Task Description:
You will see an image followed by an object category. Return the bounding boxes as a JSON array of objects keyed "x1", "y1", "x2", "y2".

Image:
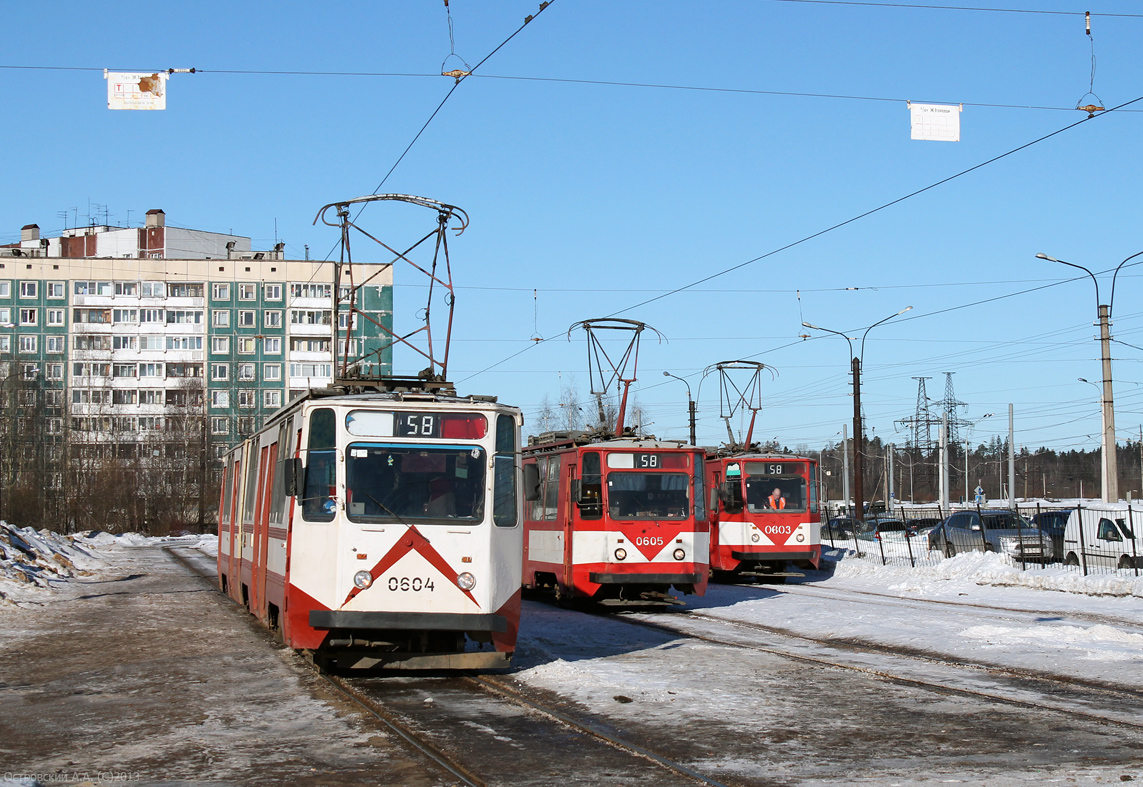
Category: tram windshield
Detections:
[
  {"x1": 345, "y1": 444, "x2": 487, "y2": 524},
  {"x1": 744, "y1": 462, "x2": 807, "y2": 513},
  {"x1": 607, "y1": 472, "x2": 690, "y2": 520}
]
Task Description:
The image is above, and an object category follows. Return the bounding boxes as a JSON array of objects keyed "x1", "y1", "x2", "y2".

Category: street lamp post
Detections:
[
  {"x1": 662, "y1": 371, "x2": 697, "y2": 446},
  {"x1": 803, "y1": 306, "x2": 912, "y2": 521},
  {"x1": 1037, "y1": 250, "x2": 1143, "y2": 502}
]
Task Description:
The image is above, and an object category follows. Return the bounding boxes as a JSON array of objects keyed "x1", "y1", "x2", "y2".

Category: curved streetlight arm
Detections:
[
  {"x1": 859, "y1": 306, "x2": 913, "y2": 367},
  {"x1": 662, "y1": 370, "x2": 692, "y2": 400},
  {"x1": 1109, "y1": 250, "x2": 1143, "y2": 316},
  {"x1": 1036, "y1": 253, "x2": 1100, "y2": 310},
  {"x1": 801, "y1": 322, "x2": 854, "y2": 360}
]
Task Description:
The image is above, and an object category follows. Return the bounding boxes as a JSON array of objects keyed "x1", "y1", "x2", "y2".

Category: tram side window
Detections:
[
  {"x1": 493, "y1": 414, "x2": 518, "y2": 527},
  {"x1": 693, "y1": 453, "x2": 706, "y2": 522},
  {"x1": 220, "y1": 458, "x2": 233, "y2": 524},
  {"x1": 527, "y1": 457, "x2": 546, "y2": 521},
  {"x1": 302, "y1": 407, "x2": 337, "y2": 522},
  {"x1": 579, "y1": 451, "x2": 602, "y2": 520},
  {"x1": 242, "y1": 449, "x2": 260, "y2": 522},
  {"x1": 543, "y1": 456, "x2": 560, "y2": 520},
  {"x1": 268, "y1": 422, "x2": 290, "y2": 526}
]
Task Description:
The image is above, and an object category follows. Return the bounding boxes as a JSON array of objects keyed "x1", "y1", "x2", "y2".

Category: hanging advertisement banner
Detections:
[{"x1": 105, "y1": 71, "x2": 167, "y2": 110}]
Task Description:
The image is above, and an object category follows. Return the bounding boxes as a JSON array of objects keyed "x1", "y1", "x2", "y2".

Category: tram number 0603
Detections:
[{"x1": 386, "y1": 576, "x2": 436, "y2": 592}]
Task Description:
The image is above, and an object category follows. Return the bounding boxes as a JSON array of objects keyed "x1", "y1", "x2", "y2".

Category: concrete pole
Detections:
[
  {"x1": 939, "y1": 412, "x2": 949, "y2": 510},
  {"x1": 887, "y1": 444, "x2": 894, "y2": 504},
  {"x1": 1008, "y1": 403, "x2": 1016, "y2": 510},
  {"x1": 852, "y1": 355, "x2": 864, "y2": 521},
  {"x1": 1098, "y1": 304, "x2": 1119, "y2": 502},
  {"x1": 842, "y1": 423, "x2": 850, "y2": 515}
]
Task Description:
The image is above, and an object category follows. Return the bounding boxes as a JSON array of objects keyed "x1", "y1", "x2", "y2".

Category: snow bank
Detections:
[{"x1": 826, "y1": 546, "x2": 1143, "y2": 598}]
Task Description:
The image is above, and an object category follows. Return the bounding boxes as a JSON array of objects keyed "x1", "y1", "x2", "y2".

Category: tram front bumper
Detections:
[
  {"x1": 730, "y1": 549, "x2": 817, "y2": 563},
  {"x1": 309, "y1": 610, "x2": 508, "y2": 633},
  {"x1": 588, "y1": 572, "x2": 703, "y2": 585}
]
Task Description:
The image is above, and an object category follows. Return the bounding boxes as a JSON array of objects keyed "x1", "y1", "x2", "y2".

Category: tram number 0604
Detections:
[{"x1": 386, "y1": 576, "x2": 436, "y2": 592}]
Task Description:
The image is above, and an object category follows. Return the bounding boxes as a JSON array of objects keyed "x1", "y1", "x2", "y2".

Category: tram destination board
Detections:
[
  {"x1": 606, "y1": 452, "x2": 689, "y2": 469},
  {"x1": 746, "y1": 461, "x2": 801, "y2": 477},
  {"x1": 396, "y1": 412, "x2": 442, "y2": 438}
]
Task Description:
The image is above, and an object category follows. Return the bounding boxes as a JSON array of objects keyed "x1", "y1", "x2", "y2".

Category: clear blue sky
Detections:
[{"x1": 5, "y1": 1, "x2": 1143, "y2": 459}]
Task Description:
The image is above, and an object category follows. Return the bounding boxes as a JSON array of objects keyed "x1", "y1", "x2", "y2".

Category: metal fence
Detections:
[{"x1": 820, "y1": 502, "x2": 1142, "y2": 577}]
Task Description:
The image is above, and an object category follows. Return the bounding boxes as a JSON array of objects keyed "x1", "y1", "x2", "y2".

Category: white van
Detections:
[{"x1": 1060, "y1": 505, "x2": 1142, "y2": 571}]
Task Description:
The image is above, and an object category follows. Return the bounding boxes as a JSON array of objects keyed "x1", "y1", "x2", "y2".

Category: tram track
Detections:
[
  {"x1": 164, "y1": 546, "x2": 737, "y2": 787},
  {"x1": 762, "y1": 579, "x2": 1143, "y2": 631},
  {"x1": 616, "y1": 606, "x2": 1143, "y2": 731}
]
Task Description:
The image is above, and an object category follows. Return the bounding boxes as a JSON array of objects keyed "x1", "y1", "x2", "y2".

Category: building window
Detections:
[
  {"x1": 0, "y1": 308, "x2": 9, "y2": 324},
  {"x1": 19, "y1": 281, "x2": 37, "y2": 298},
  {"x1": 166, "y1": 335, "x2": 203, "y2": 351},
  {"x1": 212, "y1": 283, "x2": 231, "y2": 301},
  {"x1": 166, "y1": 310, "x2": 203, "y2": 324},
  {"x1": 138, "y1": 362, "x2": 163, "y2": 377},
  {"x1": 338, "y1": 312, "x2": 357, "y2": 330},
  {"x1": 264, "y1": 363, "x2": 281, "y2": 381},
  {"x1": 113, "y1": 363, "x2": 137, "y2": 378},
  {"x1": 237, "y1": 390, "x2": 256, "y2": 408},
  {"x1": 237, "y1": 337, "x2": 256, "y2": 354},
  {"x1": 141, "y1": 282, "x2": 165, "y2": 297},
  {"x1": 167, "y1": 363, "x2": 202, "y2": 378},
  {"x1": 263, "y1": 337, "x2": 281, "y2": 354},
  {"x1": 112, "y1": 308, "x2": 136, "y2": 323},
  {"x1": 290, "y1": 309, "x2": 331, "y2": 325},
  {"x1": 114, "y1": 281, "x2": 138, "y2": 296},
  {"x1": 264, "y1": 310, "x2": 282, "y2": 328},
  {"x1": 264, "y1": 390, "x2": 282, "y2": 409},
  {"x1": 211, "y1": 336, "x2": 230, "y2": 354},
  {"x1": 18, "y1": 335, "x2": 37, "y2": 353},
  {"x1": 211, "y1": 363, "x2": 229, "y2": 381},
  {"x1": 290, "y1": 283, "x2": 331, "y2": 299},
  {"x1": 238, "y1": 363, "x2": 256, "y2": 381},
  {"x1": 210, "y1": 391, "x2": 230, "y2": 408},
  {"x1": 19, "y1": 308, "x2": 36, "y2": 326},
  {"x1": 45, "y1": 363, "x2": 63, "y2": 380},
  {"x1": 238, "y1": 417, "x2": 256, "y2": 434},
  {"x1": 213, "y1": 310, "x2": 231, "y2": 328},
  {"x1": 289, "y1": 363, "x2": 333, "y2": 378},
  {"x1": 47, "y1": 282, "x2": 64, "y2": 298},
  {"x1": 45, "y1": 390, "x2": 63, "y2": 406},
  {"x1": 264, "y1": 283, "x2": 282, "y2": 301},
  {"x1": 47, "y1": 309, "x2": 64, "y2": 326},
  {"x1": 21, "y1": 364, "x2": 38, "y2": 380},
  {"x1": 238, "y1": 283, "x2": 256, "y2": 300},
  {"x1": 211, "y1": 417, "x2": 229, "y2": 435},
  {"x1": 112, "y1": 336, "x2": 137, "y2": 351},
  {"x1": 238, "y1": 310, "x2": 256, "y2": 327},
  {"x1": 0, "y1": 281, "x2": 9, "y2": 297},
  {"x1": 113, "y1": 389, "x2": 138, "y2": 405},
  {"x1": 140, "y1": 308, "x2": 164, "y2": 323},
  {"x1": 0, "y1": 337, "x2": 8, "y2": 352},
  {"x1": 46, "y1": 336, "x2": 64, "y2": 353},
  {"x1": 168, "y1": 283, "x2": 202, "y2": 298},
  {"x1": 139, "y1": 390, "x2": 162, "y2": 405}
]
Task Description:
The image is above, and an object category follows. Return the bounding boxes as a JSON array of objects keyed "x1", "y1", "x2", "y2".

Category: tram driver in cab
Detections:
[{"x1": 767, "y1": 487, "x2": 786, "y2": 510}]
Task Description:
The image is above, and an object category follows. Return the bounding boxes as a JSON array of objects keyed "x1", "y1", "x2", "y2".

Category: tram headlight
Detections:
[
  {"x1": 614, "y1": 548, "x2": 627, "y2": 561},
  {"x1": 353, "y1": 571, "x2": 374, "y2": 590},
  {"x1": 673, "y1": 548, "x2": 685, "y2": 561},
  {"x1": 457, "y1": 572, "x2": 476, "y2": 590},
  {"x1": 751, "y1": 533, "x2": 760, "y2": 543},
  {"x1": 796, "y1": 533, "x2": 805, "y2": 543}
]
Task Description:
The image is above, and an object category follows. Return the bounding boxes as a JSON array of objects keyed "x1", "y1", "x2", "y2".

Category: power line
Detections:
[{"x1": 762, "y1": 1, "x2": 1143, "y2": 18}]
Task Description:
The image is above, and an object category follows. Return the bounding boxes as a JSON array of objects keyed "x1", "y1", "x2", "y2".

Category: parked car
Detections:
[
  {"x1": 1030, "y1": 510, "x2": 1071, "y2": 563},
  {"x1": 854, "y1": 518, "x2": 909, "y2": 542},
  {"x1": 904, "y1": 517, "x2": 943, "y2": 540},
  {"x1": 927, "y1": 510, "x2": 1050, "y2": 562},
  {"x1": 1061, "y1": 508, "x2": 1141, "y2": 570},
  {"x1": 823, "y1": 517, "x2": 859, "y2": 542}
]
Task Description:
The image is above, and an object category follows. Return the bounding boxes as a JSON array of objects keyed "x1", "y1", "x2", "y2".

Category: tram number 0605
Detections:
[
  {"x1": 386, "y1": 576, "x2": 436, "y2": 592},
  {"x1": 634, "y1": 536, "x2": 665, "y2": 547}
]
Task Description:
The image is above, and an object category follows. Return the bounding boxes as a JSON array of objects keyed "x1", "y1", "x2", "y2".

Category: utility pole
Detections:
[
  {"x1": 1097, "y1": 303, "x2": 1118, "y2": 502},
  {"x1": 852, "y1": 355, "x2": 864, "y2": 521},
  {"x1": 887, "y1": 444, "x2": 894, "y2": 504},
  {"x1": 842, "y1": 423, "x2": 850, "y2": 515},
  {"x1": 1008, "y1": 403, "x2": 1016, "y2": 509},
  {"x1": 939, "y1": 412, "x2": 949, "y2": 510}
]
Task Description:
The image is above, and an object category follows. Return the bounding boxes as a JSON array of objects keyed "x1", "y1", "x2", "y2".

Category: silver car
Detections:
[{"x1": 927, "y1": 510, "x2": 1052, "y2": 562}]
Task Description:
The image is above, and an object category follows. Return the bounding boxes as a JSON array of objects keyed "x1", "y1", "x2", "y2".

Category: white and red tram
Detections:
[
  {"x1": 705, "y1": 452, "x2": 820, "y2": 581},
  {"x1": 521, "y1": 433, "x2": 710, "y2": 605},
  {"x1": 218, "y1": 390, "x2": 525, "y2": 670}
]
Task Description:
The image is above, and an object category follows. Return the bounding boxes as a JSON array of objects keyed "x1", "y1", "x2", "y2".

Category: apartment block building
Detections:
[{"x1": 0, "y1": 210, "x2": 393, "y2": 464}]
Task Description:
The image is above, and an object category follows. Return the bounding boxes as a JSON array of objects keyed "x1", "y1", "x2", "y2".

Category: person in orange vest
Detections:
[{"x1": 768, "y1": 487, "x2": 786, "y2": 509}]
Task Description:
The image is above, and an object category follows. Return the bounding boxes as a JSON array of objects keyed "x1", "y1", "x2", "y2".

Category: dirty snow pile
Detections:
[
  {"x1": 0, "y1": 520, "x2": 109, "y2": 599},
  {"x1": 827, "y1": 546, "x2": 1143, "y2": 598}
]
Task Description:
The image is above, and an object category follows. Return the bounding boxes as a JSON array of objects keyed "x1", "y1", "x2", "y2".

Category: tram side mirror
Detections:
[
  {"x1": 283, "y1": 457, "x2": 303, "y2": 498},
  {"x1": 523, "y1": 463, "x2": 541, "y2": 501},
  {"x1": 719, "y1": 481, "x2": 743, "y2": 513},
  {"x1": 709, "y1": 488, "x2": 719, "y2": 513},
  {"x1": 569, "y1": 479, "x2": 582, "y2": 504}
]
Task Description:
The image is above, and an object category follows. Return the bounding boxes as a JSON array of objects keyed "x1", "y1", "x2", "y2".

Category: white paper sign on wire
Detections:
[
  {"x1": 105, "y1": 71, "x2": 167, "y2": 110},
  {"x1": 909, "y1": 101, "x2": 961, "y2": 142}
]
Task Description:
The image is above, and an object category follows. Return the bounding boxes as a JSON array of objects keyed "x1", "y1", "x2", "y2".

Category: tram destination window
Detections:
[
  {"x1": 744, "y1": 462, "x2": 807, "y2": 513},
  {"x1": 346, "y1": 445, "x2": 486, "y2": 524}
]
